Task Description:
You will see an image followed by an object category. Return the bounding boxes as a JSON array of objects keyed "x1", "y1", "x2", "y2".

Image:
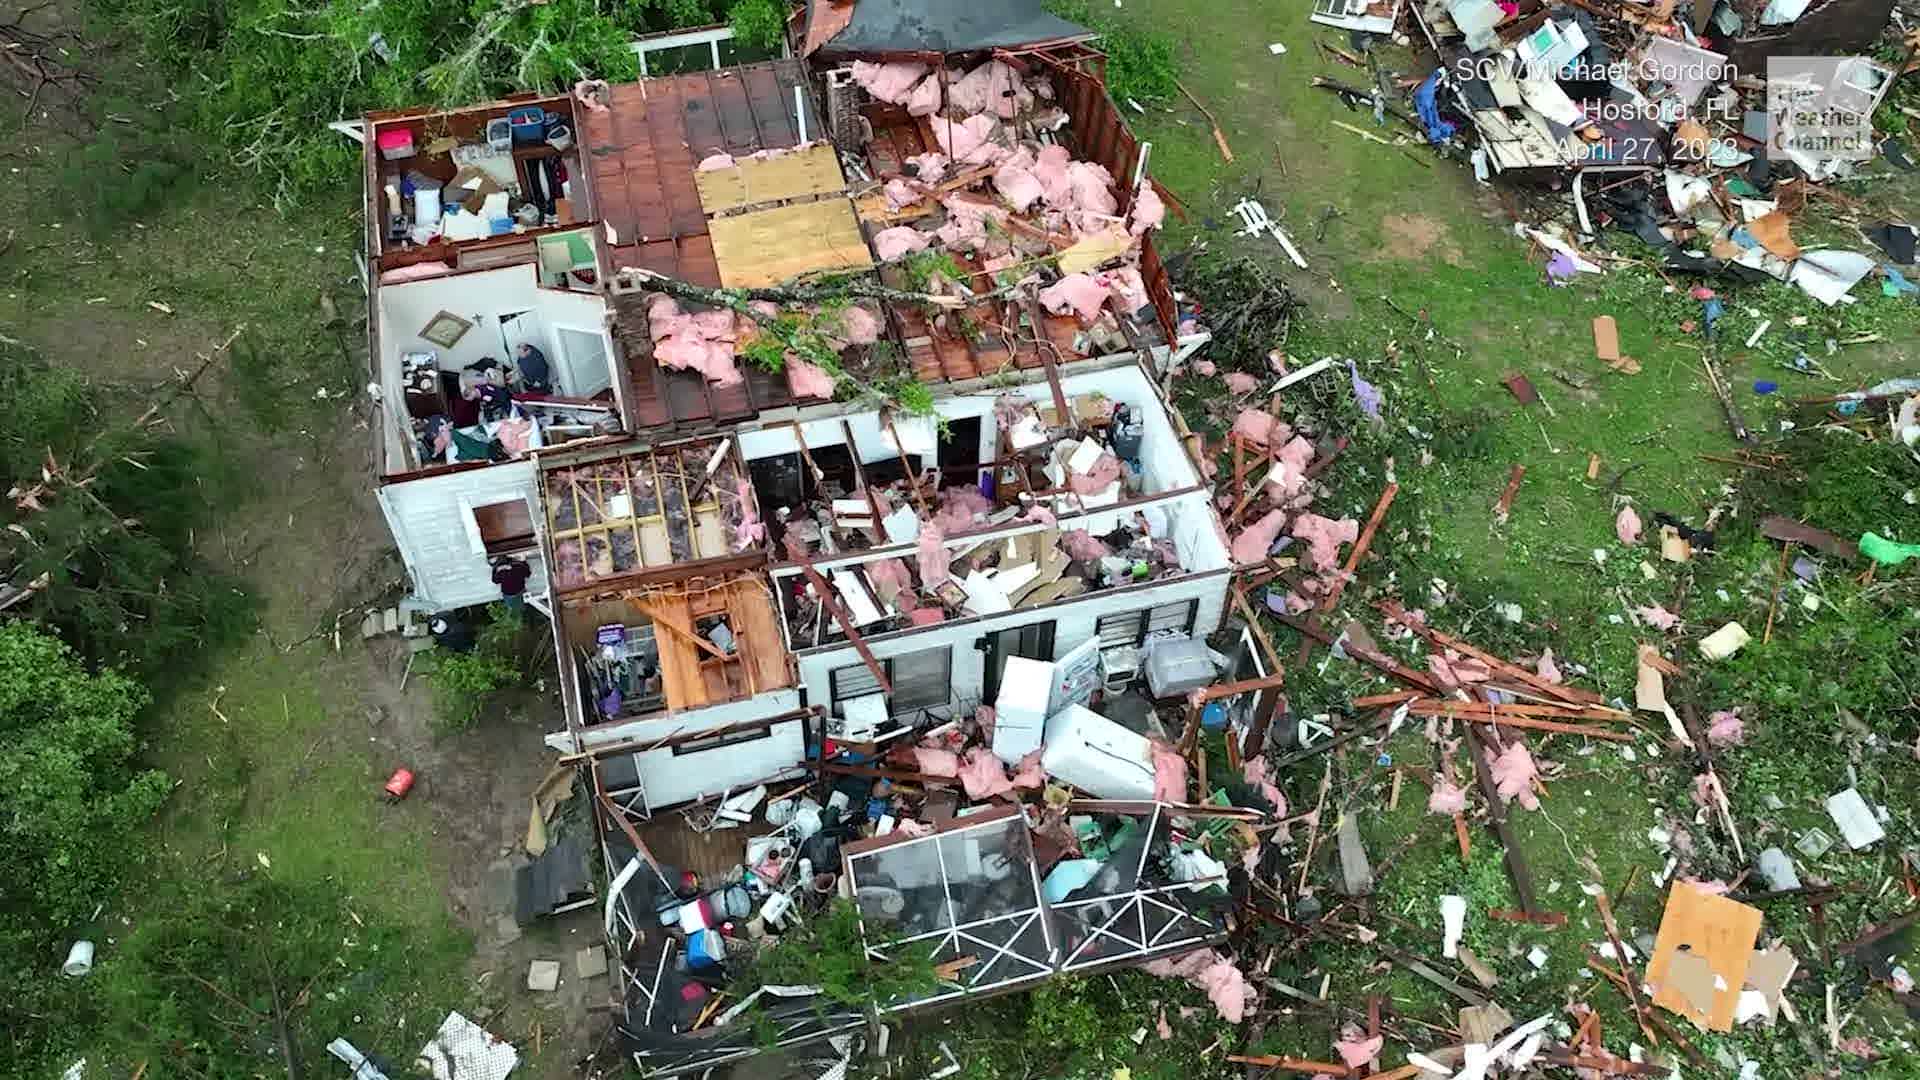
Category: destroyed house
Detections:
[{"x1": 359, "y1": 9, "x2": 1248, "y2": 1073}]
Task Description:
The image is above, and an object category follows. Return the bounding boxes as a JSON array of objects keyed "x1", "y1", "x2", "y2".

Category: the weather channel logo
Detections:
[{"x1": 1766, "y1": 56, "x2": 1883, "y2": 162}]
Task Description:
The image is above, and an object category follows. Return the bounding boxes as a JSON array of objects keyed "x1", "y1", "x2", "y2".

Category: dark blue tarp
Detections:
[{"x1": 809, "y1": 0, "x2": 1093, "y2": 55}]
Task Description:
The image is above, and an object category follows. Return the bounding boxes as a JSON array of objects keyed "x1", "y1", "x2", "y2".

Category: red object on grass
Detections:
[{"x1": 384, "y1": 768, "x2": 416, "y2": 800}]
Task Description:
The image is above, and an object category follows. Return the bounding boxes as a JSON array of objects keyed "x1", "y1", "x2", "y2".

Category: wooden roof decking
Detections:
[{"x1": 582, "y1": 61, "x2": 821, "y2": 430}]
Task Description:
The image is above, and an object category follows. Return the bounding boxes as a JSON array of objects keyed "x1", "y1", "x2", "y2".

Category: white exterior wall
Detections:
[
  {"x1": 792, "y1": 570, "x2": 1230, "y2": 714},
  {"x1": 377, "y1": 462, "x2": 546, "y2": 610},
  {"x1": 547, "y1": 688, "x2": 809, "y2": 811}
]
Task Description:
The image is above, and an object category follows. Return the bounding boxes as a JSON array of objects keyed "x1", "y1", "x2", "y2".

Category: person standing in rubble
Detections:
[{"x1": 491, "y1": 554, "x2": 532, "y2": 615}]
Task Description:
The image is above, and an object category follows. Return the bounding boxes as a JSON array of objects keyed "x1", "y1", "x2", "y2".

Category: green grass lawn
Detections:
[{"x1": 998, "y1": 1, "x2": 1920, "y2": 1076}]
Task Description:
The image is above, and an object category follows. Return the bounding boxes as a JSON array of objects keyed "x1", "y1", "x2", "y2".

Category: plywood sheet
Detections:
[
  {"x1": 1646, "y1": 881, "x2": 1763, "y2": 1032},
  {"x1": 710, "y1": 199, "x2": 874, "y2": 287},
  {"x1": 696, "y1": 143, "x2": 847, "y2": 214}
]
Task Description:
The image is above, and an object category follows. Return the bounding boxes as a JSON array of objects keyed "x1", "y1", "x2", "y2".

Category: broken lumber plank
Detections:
[
  {"x1": 1488, "y1": 907, "x2": 1568, "y2": 927},
  {"x1": 1464, "y1": 722, "x2": 1540, "y2": 914},
  {"x1": 1322, "y1": 481, "x2": 1398, "y2": 611},
  {"x1": 1404, "y1": 698, "x2": 1630, "y2": 721},
  {"x1": 1176, "y1": 79, "x2": 1233, "y2": 163},
  {"x1": 1419, "y1": 708, "x2": 1634, "y2": 742},
  {"x1": 1226, "y1": 1057, "x2": 1348, "y2": 1076},
  {"x1": 1379, "y1": 601, "x2": 1604, "y2": 706},
  {"x1": 1276, "y1": 611, "x2": 1440, "y2": 693},
  {"x1": 1493, "y1": 464, "x2": 1527, "y2": 522}
]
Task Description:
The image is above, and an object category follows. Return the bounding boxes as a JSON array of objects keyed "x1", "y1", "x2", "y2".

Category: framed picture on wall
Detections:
[{"x1": 420, "y1": 310, "x2": 474, "y2": 349}]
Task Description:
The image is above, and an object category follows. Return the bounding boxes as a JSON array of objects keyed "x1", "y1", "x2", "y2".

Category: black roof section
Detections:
[{"x1": 811, "y1": 0, "x2": 1094, "y2": 54}]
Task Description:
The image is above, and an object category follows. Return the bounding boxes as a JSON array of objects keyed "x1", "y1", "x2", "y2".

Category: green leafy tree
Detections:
[
  {"x1": 0, "y1": 623, "x2": 168, "y2": 929},
  {"x1": 0, "y1": 623, "x2": 170, "y2": 1071},
  {"x1": 421, "y1": 604, "x2": 528, "y2": 732}
]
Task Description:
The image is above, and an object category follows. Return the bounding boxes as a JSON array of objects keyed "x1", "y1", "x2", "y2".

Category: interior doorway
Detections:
[{"x1": 981, "y1": 620, "x2": 1056, "y2": 702}]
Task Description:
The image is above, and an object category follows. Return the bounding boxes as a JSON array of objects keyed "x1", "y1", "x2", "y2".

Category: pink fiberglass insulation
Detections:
[
  {"x1": 1068, "y1": 452, "x2": 1122, "y2": 495},
  {"x1": 1011, "y1": 750, "x2": 1046, "y2": 789},
  {"x1": 1231, "y1": 509, "x2": 1288, "y2": 565},
  {"x1": 1231, "y1": 408, "x2": 1289, "y2": 448},
  {"x1": 935, "y1": 193, "x2": 1011, "y2": 255},
  {"x1": 696, "y1": 152, "x2": 735, "y2": 172},
  {"x1": 1224, "y1": 372, "x2": 1260, "y2": 395},
  {"x1": 851, "y1": 60, "x2": 929, "y2": 105},
  {"x1": 864, "y1": 557, "x2": 917, "y2": 611},
  {"x1": 786, "y1": 357, "x2": 837, "y2": 399},
  {"x1": 647, "y1": 295, "x2": 743, "y2": 386},
  {"x1": 1104, "y1": 265, "x2": 1149, "y2": 315},
  {"x1": 959, "y1": 747, "x2": 1014, "y2": 799},
  {"x1": 838, "y1": 304, "x2": 881, "y2": 345},
  {"x1": 884, "y1": 177, "x2": 921, "y2": 210},
  {"x1": 905, "y1": 72, "x2": 944, "y2": 117},
  {"x1": 1065, "y1": 161, "x2": 1119, "y2": 216},
  {"x1": 1428, "y1": 650, "x2": 1491, "y2": 686},
  {"x1": 993, "y1": 147, "x2": 1045, "y2": 212},
  {"x1": 1637, "y1": 604, "x2": 1681, "y2": 631},
  {"x1": 1033, "y1": 144, "x2": 1073, "y2": 205},
  {"x1": 1151, "y1": 739, "x2": 1188, "y2": 802},
  {"x1": 911, "y1": 746, "x2": 961, "y2": 777},
  {"x1": 933, "y1": 485, "x2": 992, "y2": 533},
  {"x1": 1290, "y1": 513, "x2": 1358, "y2": 570},
  {"x1": 1706, "y1": 708, "x2": 1744, "y2": 746},
  {"x1": 1061, "y1": 529, "x2": 1110, "y2": 562},
  {"x1": 1242, "y1": 756, "x2": 1287, "y2": 817},
  {"x1": 1195, "y1": 959, "x2": 1254, "y2": 1024},
  {"x1": 1129, "y1": 184, "x2": 1167, "y2": 236},
  {"x1": 917, "y1": 524, "x2": 951, "y2": 587},
  {"x1": 906, "y1": 151, "x2": 949, "y2": 182},
  {"x1": 1616, "y1": 505, "x2": 1643, "y2": 545},
  {"x1": 1535, "y1": 647, "x2": 1563, "y2": 684},
  {"x1": 930, "y1": 114, "x2": 1003, "y2": 165},
  {"x1": 1142, "y1": 950, "x2": 1256, "y2": 1023},
  {"x1": 1490, "y1": 740, "x2": 1541, "y2": 810},
  {"x1": 1335, "y1": 1033, "x2": 1385, "y2": 1071},
  {"x1": 1427, "y1": 778, "x2": 1469, "y2": 814},
  {"x1": 948, "y1": 61, "x2": 1032, "y2": 118},
  {"x1": 873, "y1": 225, "x2": 933, "y2": 262},
  {"x1": 733, "y1": 478, "x2": 766, "y2": 550},
  {"x1": 1039, "y1": 273, "x2": 1110, "y2": 322},
  {"x1": 1265, "y1": 436, "x2": 1318, "y2": 502}
]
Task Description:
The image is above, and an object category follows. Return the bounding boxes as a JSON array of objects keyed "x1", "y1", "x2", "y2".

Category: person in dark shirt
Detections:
[
  {"x1": 491, "y1": 555, "x2": 532, "y2": 614},
  {"x1": 515, "y1": 342, "x2": 553, "y2": 393}
]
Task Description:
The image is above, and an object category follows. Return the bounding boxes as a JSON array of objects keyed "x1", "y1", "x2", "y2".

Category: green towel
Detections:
[
  {"x1": 451, "y1": 426, "x2": 492, "y2": 462},
  {"x1": 1861, "y1": 532, "x2": 1920, "y2": 566}
]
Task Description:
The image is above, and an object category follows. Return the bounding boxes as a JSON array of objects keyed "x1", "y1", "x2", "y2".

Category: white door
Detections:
[
  {"x1": 497, "y1": 308, "x2": 543, "y2": 370},
  {"x1": 554, "y1": 325, "x2": 613, "y2": 397}
]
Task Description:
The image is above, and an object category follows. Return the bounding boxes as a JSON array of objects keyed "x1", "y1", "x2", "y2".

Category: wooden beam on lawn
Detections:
[
  {"x1": 1379, "y1": 600, "x2": 1604, "y2": 706},
  {"x1": 1464, "y1": 722, "x2": 1540, "y2": 915},
  {"x1": 1322, "y1": 481, "x2": 1398, "y2": 611},
  {"x1": 1276, "y1": 611, "x2": 1440, "y2": 694}
]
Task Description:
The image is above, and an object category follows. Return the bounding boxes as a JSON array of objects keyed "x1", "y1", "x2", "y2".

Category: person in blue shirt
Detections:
[{"x1": 515, "y1": 342, "x2": 553, "y2": 393}]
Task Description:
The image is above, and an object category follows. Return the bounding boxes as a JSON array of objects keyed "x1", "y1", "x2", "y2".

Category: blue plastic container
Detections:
[{"x1": 508, "y1": 106, "x2": 547, "y2": 146}]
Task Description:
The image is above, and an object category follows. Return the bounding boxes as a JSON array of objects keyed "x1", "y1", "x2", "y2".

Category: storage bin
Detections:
[
  {"x1": 1144, "y1": 637, "x2": 1213, "y2": 699},
  {"x1": 486, "y1": 118, "x2": 512, "y2": 151},
  {"x1": 508, "y1": 106, "x2": 547, "y2": 145},
  {"x1": 375, "y1": 127, "x2": 415, "y2": 160}
]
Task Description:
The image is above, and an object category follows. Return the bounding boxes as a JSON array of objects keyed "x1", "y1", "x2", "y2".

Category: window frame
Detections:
[{"x1": 1096, "y1": 598, "x2": 1199, "y2": 648}]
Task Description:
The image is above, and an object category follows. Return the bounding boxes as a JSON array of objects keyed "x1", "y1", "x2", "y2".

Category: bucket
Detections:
[{"x1": 63, "y1": 940, "x2": 94, "y2": 978}]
